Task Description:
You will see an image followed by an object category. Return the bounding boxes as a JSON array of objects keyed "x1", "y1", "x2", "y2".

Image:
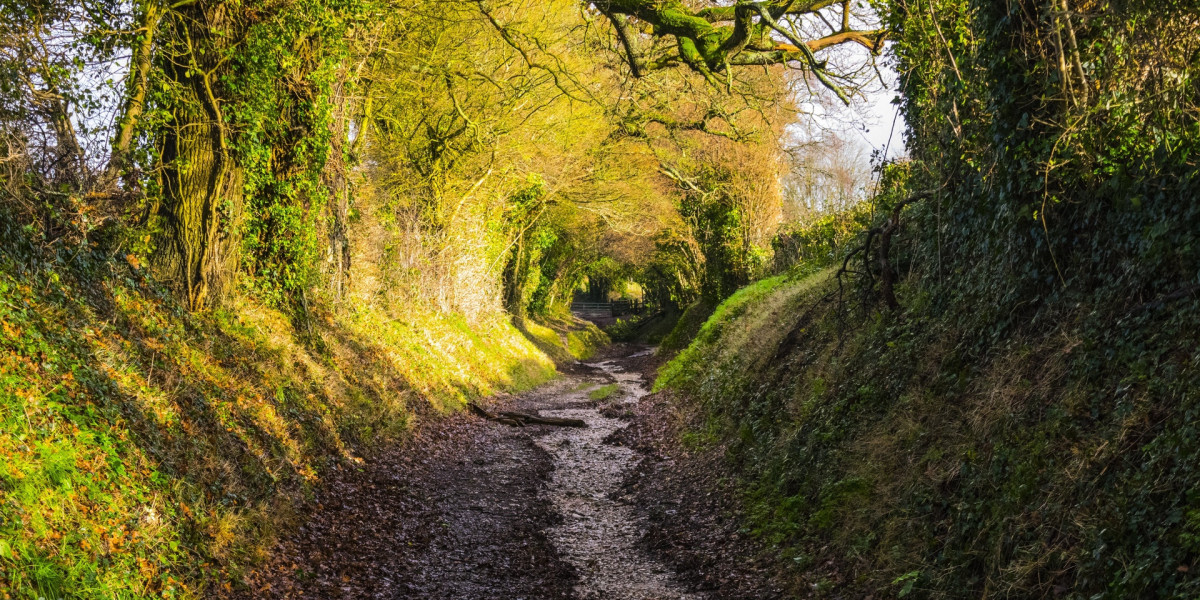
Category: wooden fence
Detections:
[{"x1": 570, "y1": 299, "x2": 650, "y2": 318}]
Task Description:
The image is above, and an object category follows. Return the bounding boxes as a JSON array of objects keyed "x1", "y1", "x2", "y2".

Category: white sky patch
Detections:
[
  {"x1": 859, "y1": 76, "x2": 906, "y2": 162},
  {"x1": 779, "y1": 51, "x2": 908, "y2": 214}
]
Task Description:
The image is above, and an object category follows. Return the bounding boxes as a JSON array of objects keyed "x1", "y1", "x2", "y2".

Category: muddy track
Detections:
[{"x1": 234, "y1": 346, "x2": 710, "y2": 599}]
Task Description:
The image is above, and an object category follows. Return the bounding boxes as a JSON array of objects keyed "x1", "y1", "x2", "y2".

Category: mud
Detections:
[{"x1": 533, "y1": 358, "x2": 703, "y2": 600}]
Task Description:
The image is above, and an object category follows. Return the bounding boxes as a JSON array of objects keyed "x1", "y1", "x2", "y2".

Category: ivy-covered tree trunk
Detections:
[{"x1": 150, "y1": 2, "x2": 243, "y2": 310}]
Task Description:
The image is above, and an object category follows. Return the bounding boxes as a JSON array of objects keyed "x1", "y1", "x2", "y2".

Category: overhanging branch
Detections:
[
  {"x1": 605, "y1": 12, "x2": 644, "y2": 77},
  {"x1": 593, "y1": 0, "x2": 888, "y2": 99}
]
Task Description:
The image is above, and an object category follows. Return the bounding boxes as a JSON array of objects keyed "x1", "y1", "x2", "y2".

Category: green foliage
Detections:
[
  {"x1": 221, "y1": 0, "x2": 364, "y2": 305},
  {"x1": 772, "y1": 202, "x2": 874, "y2": 274},
  {"x1": 636, "y1": 13, "x2": 1199, "y2": 594},
  {"x1": 12, "y1": 0, "x2": 1197, "y2": 596},
  {"x1": 890, "y1": 0, "x2": 1200, "y2": 321},
  {"x1": 635, "y1": 231, "x2": 702, "y2": 311},
  {"x1": 517, "y1": 312, "x2": 609, "y2": 364},
  {"x1": 605, "y1": 309, "x2": 681, "y2": 345},
  {"x1": 678, "y1": 414, "x2": 721, "y2": 451},
  {"x1": 679, "y1": 168, "x2": 765, "y2": 302},
  {"x1": 656, "y1": 274, "x2": 793, "y2": 386},
  {"x1": 525, "y1": 225, "x2": 595, "y2": 318},
  {"x1": 657, "y1": 299, "x2": 715, "y2": 354}
]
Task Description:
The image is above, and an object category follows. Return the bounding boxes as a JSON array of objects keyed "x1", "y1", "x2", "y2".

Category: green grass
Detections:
[
  {"x1": 587, "y1": 384, "x2": 619, "y2": 400},
  {"x1": 655, "y1": 272, "x2": 824, "y2": 392},
  {"x1": 518, "y1": 311, "x2": 609, "y2": 363},
  {"x1": 679, "y1": 413, "x2": 721, "y2": 451},
  {"x1": 658, "y1": 299, "x2": 715, "y2": 353}
]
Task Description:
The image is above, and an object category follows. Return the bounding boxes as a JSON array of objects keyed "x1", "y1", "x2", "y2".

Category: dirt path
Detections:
[
  {"x1": 235, "y1": 347, "x2": 710, "y2": 599},
  {"x1": 531, "y1": 353, "x2": 704, "y2": 600}
]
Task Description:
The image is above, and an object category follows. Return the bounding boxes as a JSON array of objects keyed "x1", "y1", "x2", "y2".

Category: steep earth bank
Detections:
[
  {"x1": 653, "y1": 268, "x2": 1200, "y2": 598},
  {"x1": 0, "y1": 245, "x2": 613, "y2": 597}
]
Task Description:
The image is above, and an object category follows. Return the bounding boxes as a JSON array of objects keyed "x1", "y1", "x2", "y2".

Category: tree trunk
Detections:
[
  {"x1": 149, "y1": 3, "x2": 243, "y2": 310},
  {"x1": 152, "y1": 108, "x2": 243, "y2": 310},
  {"x1": 503, "y1": 233, "x2": 529, "y2": 321},
  {"x1": 324, "y1": 76, "x2": 352, "y2": 300}
]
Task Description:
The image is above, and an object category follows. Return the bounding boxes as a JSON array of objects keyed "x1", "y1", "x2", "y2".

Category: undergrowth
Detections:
[
  {"x1": 588, "y1": 384, "x2": 618, "y2": 401},
  {"x1": 606, "y1": 309, "x2": 680, "y2": 346},
  {"x1": 658, "y1": 300, "x2": 717, "y2": 354},
  {"x1": 657, "y1": 268, "x2": 1200, "y2": 598}
]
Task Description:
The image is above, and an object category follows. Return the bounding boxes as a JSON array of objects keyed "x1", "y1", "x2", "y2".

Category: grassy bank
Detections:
[
  {"x1": 657, "y1": 268, "x2": 1200, "y2": 598},
  {"x1": 519, "y1": 311, "x2": 610, "y2": 363},
  {"x1": 0, "y1": 245, "x2": 570, "y2": 598},
  {"x1": 658, "y1": 301, "x2": 716, "y2": 354}
]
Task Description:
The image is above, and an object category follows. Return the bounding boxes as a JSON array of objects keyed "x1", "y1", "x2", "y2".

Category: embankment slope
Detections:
[
  {"x1": 656, "y1": 268, "x2": 1200, "y2": 597},
  {"x1": 0, "y1": 240, "x2": 601, "y2": 598}
]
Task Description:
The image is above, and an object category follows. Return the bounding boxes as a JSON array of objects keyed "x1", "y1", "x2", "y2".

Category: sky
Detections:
[
  {"x1": 797, "y1": 59, "x2": 908, "y2": 163},
  {"x1": 858, "y1": 77, "x2": 908, "y2": 162}
]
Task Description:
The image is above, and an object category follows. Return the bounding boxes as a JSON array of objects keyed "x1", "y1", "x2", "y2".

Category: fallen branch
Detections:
[{"x1": 467, "y1": 402, "x2": 587, "y2": 428}]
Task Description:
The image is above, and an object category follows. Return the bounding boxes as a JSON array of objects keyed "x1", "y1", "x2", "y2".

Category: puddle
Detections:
[{"x1": 532, "y1": 359, "x2": 703, "y2": 600}]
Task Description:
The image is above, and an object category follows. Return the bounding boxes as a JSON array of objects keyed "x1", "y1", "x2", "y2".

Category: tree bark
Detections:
[
  {"x1": 594, "y1": 0, "x2": 885, "y2": 92},
  {"x1": 150, "y1": 2, "x2": 243, "y2": 310},
  {"x1": 468, "y1": 402, "x2": 587, "y2": 428}
]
